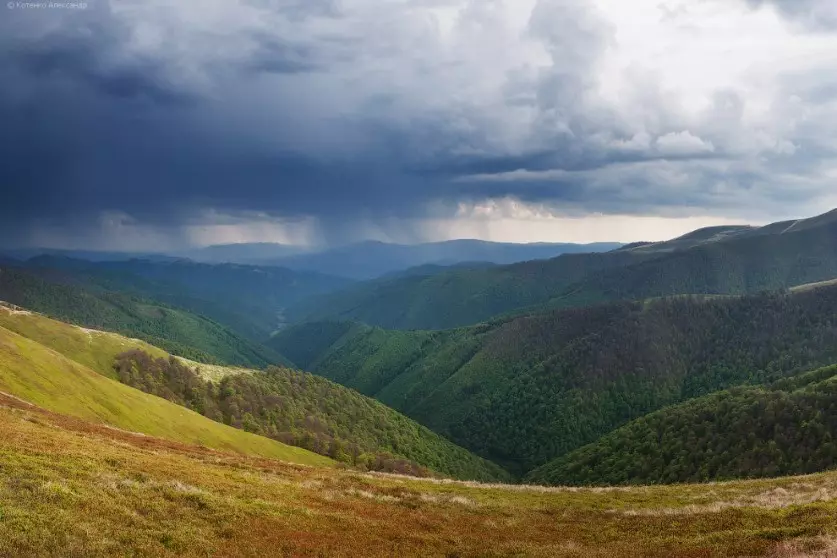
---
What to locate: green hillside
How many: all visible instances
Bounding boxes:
[0,265,287,368]
[285,250,651,330]
[277,285,837,476]
[267,320,363,370]
[527,364,837,486]
[0,304,505,481]
[287,209,837,331]
[0,322,329,466]
[115,349,508,482]
[23,256,352,340]
[0,301,169,379]
[548,210,837,311]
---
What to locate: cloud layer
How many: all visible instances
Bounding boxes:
[2,0,837,248]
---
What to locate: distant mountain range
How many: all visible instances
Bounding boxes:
[242,239,623,279]
[2,239,622,281]
[287,209,837,330]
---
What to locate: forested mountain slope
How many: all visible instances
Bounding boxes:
[527,364,837,486]
[275,285,837,475]
[0,318,328,466]
[0,266,287,367]
[288,209,837,330]
[115,350,508,481]
[0,303,505,481]
[23,256,351,340]
[286,250,652,330]
[548,209,837,311]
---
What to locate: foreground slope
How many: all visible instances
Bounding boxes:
[528,364,837,486]
[0,266,286,367]
[0,303,504,481]
[3,393,837,557]
[0,323,328,466]
[275,285,837,475]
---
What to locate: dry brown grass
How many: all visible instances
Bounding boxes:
[2,392,837,557]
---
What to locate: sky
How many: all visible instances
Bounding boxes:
[2,0,837,249]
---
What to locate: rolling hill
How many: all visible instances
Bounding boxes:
[0,303,505,481]
[0,265,287,367]
[273,284,837,476]
[22,256,352,340]
[546,209,837,312]
[0,315,328,466]
[288,208,837,330]
[285,249,650,330]
[526,363,837,486]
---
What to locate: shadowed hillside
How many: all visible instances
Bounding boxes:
[288,209,837,330]
[275,285,837,476]
[527,364,837,486]
[23,256,352,340]
[0,266,287,367]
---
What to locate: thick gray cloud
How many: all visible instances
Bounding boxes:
[2,0,837,248]
[747,0,837,29]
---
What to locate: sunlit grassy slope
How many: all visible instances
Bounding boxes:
[0,303,503,481]
[0,302,169,379]
[0,322,330,467]
[2,392,837,557]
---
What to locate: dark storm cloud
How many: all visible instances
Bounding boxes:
[1,0,836,247]
[1,0,615,239]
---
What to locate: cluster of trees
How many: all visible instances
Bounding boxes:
[0,265,284,368]
[527,365,837,485]
[287,286,837,477]
[113,350,508,481]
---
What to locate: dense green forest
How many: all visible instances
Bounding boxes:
[23,256,351,340]
[277,285,837,475]
[113,350,509,482]
[0,265,286,368]
[285,250,651,330]
[287,209,837,330]
[546,210,837,312]
[526,364,837,486]
[267,320,364,370]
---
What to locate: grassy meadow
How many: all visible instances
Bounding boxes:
[0,321,329,467]
[1,392,837,557]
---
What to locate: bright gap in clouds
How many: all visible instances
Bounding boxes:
[416,199,755,245]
